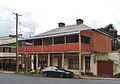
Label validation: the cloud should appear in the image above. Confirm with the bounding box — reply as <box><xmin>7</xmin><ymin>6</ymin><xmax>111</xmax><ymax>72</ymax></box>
<box><xmin>18</xmin><ymin>21</ymin><xmax>39</xmax><ymax>37</ymax></box>
<box><xmin>0</xmin><ymin>5</ymin><xmax>14</xmax><ymax>37</ymax></box>
<box><xmin>1</xmin><ymin>0</ymin><xmax>120</xmax><ymax>38</ymax></box>
<box><xmin>17</xmin><ymin>12</ymin><xmax>39</xmax><ymax>37</ymax></box>
<box><xmin>0</xmin><ymin>19</ymin><xmax>14</xmax><ymax>37</ymax></box>
<box><xmin>0</xmin><ymin>5</ymin><xmax>39</xmax><ymax>38</ymax></box>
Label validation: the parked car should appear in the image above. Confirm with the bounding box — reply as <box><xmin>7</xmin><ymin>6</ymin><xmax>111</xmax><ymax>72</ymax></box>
<box><xmin>41</xmin><ymin>66</ymin><xmax>74</xmax><ymax>78</ymax></box>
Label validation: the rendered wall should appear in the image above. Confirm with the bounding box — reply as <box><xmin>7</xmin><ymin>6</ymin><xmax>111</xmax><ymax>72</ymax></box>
<box><xmin>108</xmin><ymin>52</ymin><xmax>120</xmax><ymax>75</ymax></box>
<box><xmin>90</xmin><ymin>52</ymin><xmax>120</xmax><ymax>76</ymax></box>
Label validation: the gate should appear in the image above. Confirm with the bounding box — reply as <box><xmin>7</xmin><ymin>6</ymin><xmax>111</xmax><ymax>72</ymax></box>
<box><xmin>97</xmin><ymin>61</ymin><xmax>113</xmax><ymax>77</ymax></box>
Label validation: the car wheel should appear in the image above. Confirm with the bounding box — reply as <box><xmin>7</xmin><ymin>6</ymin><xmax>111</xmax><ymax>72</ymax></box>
<box><xmin>70</xmin><ymin>73</ymin><xmax>74</xmax><ymax>78</ymax></box>
<box><xmin>43</xmin><ymin>72</ymin><xmax>48</xmax><ymax>77</ymax></box>
<box><xmin>59</xmin><ymin>73</ymin><xmax>64</xmax><ymax>78</ymax></box>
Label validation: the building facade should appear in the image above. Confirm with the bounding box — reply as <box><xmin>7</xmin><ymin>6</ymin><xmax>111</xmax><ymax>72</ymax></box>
<box><xmin>0</xmin><ymin>34</ymin><xmax>23</xmax><ymax>71</ymax></box>
<box><xmin>18</xmin><ymin>19</ymin><xmax>112</xmax><ymax>76</ymax></box>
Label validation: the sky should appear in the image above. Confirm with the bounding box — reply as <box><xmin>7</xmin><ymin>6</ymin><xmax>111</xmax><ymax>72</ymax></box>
<box><xmin>0</xmin><ymin>0</ymin><xmax>120</xmax><ymax>38</ymax></box>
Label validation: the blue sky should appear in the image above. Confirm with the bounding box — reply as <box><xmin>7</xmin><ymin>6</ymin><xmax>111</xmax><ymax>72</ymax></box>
<box><xmin>0</xmin><ymin>0</ymin><xmax>120</xmax><ymax>37</ymax></box>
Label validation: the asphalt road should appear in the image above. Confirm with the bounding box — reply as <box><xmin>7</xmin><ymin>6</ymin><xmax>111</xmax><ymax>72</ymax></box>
<box><xmin>0</xmin><ymin>73</ymin><xmax>120</xmax><ymax>84</ymax></box>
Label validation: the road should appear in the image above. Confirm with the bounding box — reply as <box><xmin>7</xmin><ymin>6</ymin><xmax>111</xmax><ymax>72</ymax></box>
<box><xmin>0</xmin><ymin>73</ymin><xmax>119</xmax><ymax>84</ymax></box>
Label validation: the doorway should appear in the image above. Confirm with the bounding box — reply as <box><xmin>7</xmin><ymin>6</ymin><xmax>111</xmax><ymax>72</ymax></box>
<box><xmin>85</xmin><ymin>57</ymin><xmax>90</xmax><ymax>74</ymax></box>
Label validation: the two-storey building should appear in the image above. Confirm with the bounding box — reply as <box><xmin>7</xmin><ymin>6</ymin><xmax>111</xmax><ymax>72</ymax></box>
<box><xmin>18</xmin><ymin>19</ymin><xmax>112</xmax><ymax>76</ymax></box>
<box><xmin>0</xmin><ymin>34</ymin><xmax>23</xmax><ymax>71</ymax></box>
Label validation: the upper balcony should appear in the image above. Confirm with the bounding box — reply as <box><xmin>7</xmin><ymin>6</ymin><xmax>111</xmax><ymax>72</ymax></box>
<box><xmin>18</xmin><ymin>43</ymin><xmax>81</xmax><ymax>52</ymax></box>
<box><xmin>18</xmin><ymin>43</ymin><xmax>93</xmax><ymax>53</ymax></box>
<box><xmin>18</xmin><ymin>34</ymin><xmax>92</xmax><ymax>53</ymax></box>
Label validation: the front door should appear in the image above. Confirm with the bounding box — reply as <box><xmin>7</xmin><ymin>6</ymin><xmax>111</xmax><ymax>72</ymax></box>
<box><xmin>33</xmin><ymin>56</ymin><xmax>36</xmax><ymax>70</ymax></box>
<box><xmin>85</xmin><ymin>57</ymin><xmax>90</xmax><ymax>74</ymax></box>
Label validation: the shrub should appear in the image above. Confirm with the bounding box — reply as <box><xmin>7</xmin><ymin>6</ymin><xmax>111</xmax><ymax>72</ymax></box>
<box><xmin>113</xmin><ymin>73</ymin><xmax>120</xmax><ymax>78</ymax></box>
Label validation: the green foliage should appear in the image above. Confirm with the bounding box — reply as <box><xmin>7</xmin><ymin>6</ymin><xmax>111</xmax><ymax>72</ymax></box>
<box><xmin>98</xmin><ymin>24</ymin><xmax>117</xmax><ymax>38</ymax></box>
<box><xmin>117</xmin><ymin>49</ymin><xmax>120</xmax><ymax>68</ymax></box>
<box><xmin>117</xmin><ymin>49</ymin><xmax>120</xmax><ymax>55</ymax></box>
<box><xmin>113</xmin><ymin>73</ymin><xmax>120</xmax><ymax>78</ymax></box>
<box><xmin>92</xmin><ymin>51</ymin><xmax>109</xmax><ymax>63</ymax></box>
<box><xmin>113</xmin><ymin>63</ymin><xmax>118</xmax><ymax>73</ymax></box>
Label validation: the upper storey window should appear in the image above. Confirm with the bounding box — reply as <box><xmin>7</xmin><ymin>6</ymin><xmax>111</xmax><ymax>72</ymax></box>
<box><xmin>81</xmin><ymin>35</ymin><xmax>91</xmax><ymax>44</ymax></box>
<box><xmin>34</xmin><ymin>39</ymin><xmax>42</xmax><ymax>46</ymax></box>
<box><xmin>66</xmin><ymin>34</ymin><xmax>79</xmax><ymax>43</ymax></box>
<box><xmin>54</xmin><ymin>36</ymin><xmax>64</xmax><ymax>44</ymax></box>
<box><xmin>43</xmin><ymin>38</ymin><xmax>52</xmax><ymax>45</ymax></box>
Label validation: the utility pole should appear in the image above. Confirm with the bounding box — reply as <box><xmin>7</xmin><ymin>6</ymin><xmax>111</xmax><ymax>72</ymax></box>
<box><xmin>13</xmin><ymin>13</ymin><xmax>22</xmax><ymax>74</ymax></box>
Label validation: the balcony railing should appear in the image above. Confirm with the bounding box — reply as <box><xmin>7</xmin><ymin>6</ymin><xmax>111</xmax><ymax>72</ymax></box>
<box><xmin>18</xmin><ymin>43</ymin><xmax>81</xmax><ymax>53</ymax></box>
<box><xmin>81</xmin><ymin>43</ymin><xmax>92</xmax><ymax>52</ymax></box>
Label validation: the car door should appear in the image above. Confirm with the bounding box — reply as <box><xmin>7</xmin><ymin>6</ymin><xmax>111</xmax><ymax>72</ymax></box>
<box><xmin>48</xmin><ymin>67</ymin><xmax>58</xmax><ymax>77</ymax></box>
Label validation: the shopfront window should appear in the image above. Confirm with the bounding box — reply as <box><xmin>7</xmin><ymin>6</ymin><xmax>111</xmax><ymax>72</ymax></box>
<box><xmin>68</xmin><ymin>58</ymin><xmax>79</xmax><ymax>69</ymax></box>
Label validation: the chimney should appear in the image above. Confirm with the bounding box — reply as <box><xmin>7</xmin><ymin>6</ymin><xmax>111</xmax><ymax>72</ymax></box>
<box><xmin>76</xmin><ymin>19</ymin><xmax>84</xmax><ymax>25</ymax></box>
<box><xmin>58</xmin><ymin>22</ymin><xmax>65</xmax><ymax>27</ymax></box>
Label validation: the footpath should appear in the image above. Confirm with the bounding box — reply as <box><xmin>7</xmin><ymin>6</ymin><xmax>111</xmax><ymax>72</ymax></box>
<box><xmin>80</xmin><ymin>76</ymin><xmax>120</xmax><ymax>80</ymax></box>
<box><xmin>0</xmin><ymin>71</ymin><xmax>15</xmax><ymax>74</ymax></box>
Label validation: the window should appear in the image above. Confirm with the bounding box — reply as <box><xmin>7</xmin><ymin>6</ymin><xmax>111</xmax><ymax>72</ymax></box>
<box><xmin>6</xmin><ymin>47</ymin><xmax>9</xmax><ymax>52</ymax></box>
<box><xmin>66</xmin><ymin>34</ymin><xmax>79</xmax><ymax>43</ymax></box>
<box><xmin>1</xmin><ymin>47</ymin><xmax>9</xmax><ymax>52</ymax></box>
<box><xmin>68</xmin><ymin>58</ymin><xmax>79</xmax><ymax>69</ymax></box>
<box><xmin>38</xmin><ymin>54</ymin><xmax>48</xmax><ymax>67</ymax></box>
<box><xmin>0</xmin><ymin>47</ymin><xmax>2</xmax><ymax>52</ymax></box>
<box><xmin>3</xmin><ymin>47</ymin><xmax>5</xmax><ymax>52</ymax></box>
<box><xmin>54</xmin><ymin>36</ymin><xmax>64</xmax><ymax>44</ymax></box>
<box><xmin>34</xmin><ymin>39</ymin><xmax>42</xmax><ymax>46</ymax></box>
<box><xmin>81</xmin><ymin>35</ymin><xmax>91</xmax><ymax>44</ymax></box>
<box><xmin>11</xmin><ymin>48</ymin><xmax>16</xmax><ymax>53</ymax></box>
<box><xmin>9</xmin><ymin>47</ymin><xmax>11</xmax><ymax>52</ymax></box>
<box><xmin>43</xmin><ymin>38</ymin><xmax>52</xmax><ymax>45</ymax></box>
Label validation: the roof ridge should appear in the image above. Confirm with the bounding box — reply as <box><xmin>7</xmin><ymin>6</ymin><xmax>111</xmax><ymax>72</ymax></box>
<box><xmin>33</xmin><ymin>24</ymin><xmax>90</xmax><ymax>37</ymax></box>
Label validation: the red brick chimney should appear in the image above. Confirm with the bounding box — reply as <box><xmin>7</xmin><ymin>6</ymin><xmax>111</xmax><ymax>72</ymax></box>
<box><xmin>58</xmin><ymin>22</ymin><xmax>65</xmax><ymax>27</ymax></box>
<box><xmin>76</xmin><ymin>19</ymin><xmax>84</xmax><ymax>25</ymax></box>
